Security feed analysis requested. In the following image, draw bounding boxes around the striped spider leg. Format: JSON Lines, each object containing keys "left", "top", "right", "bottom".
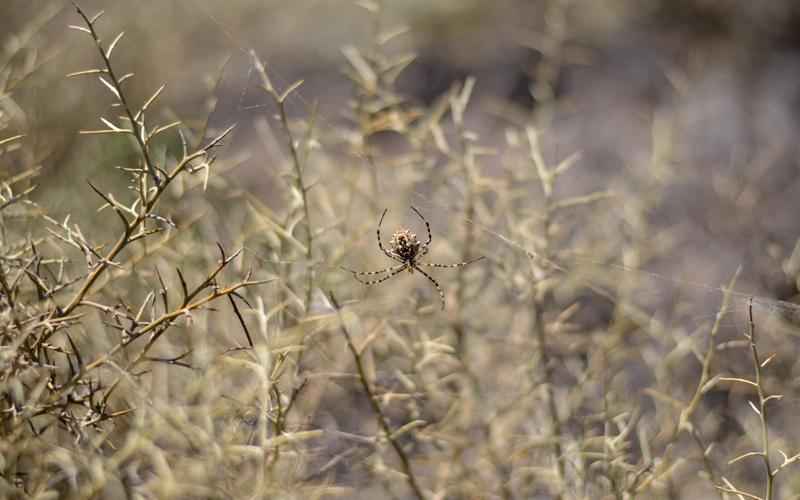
{"left": 415, "top": 256, "right": 486, "bottom": 308}
{"left": 346, "top": 263, "right": 408, "bottom": 285}
{"left": 422, "top": 256, "right": 486, "bottom": 270}
{"left": 376, "top": 209, "right": 404, "bottom": 263}
{"left": 343, "top": 207, "right": 484, "bottom": 310}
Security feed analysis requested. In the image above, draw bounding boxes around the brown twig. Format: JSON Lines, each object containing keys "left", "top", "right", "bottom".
{"left": 71, "top": 2, "right": 161, "bottom": 185}
{"left": 329, "top": 291, "right": 425, "bottom": 500}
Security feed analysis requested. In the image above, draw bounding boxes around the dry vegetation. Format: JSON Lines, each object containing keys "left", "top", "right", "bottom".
{"left": 3, "top": 1, "right": 800, "bottom": 499}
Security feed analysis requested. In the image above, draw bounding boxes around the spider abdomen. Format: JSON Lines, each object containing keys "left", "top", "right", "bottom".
{"left": 390, "top": 228, "right": 421, "bottom": 262}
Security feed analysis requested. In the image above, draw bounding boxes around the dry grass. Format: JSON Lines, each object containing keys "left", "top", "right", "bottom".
{"left": 2, "top": 1, "right": 800, "bottom": 499}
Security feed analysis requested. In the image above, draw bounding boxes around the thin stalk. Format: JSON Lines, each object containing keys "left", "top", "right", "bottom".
{"left": 251, "top": 53, "right": 314, "bottom": 309}
{"left": 530, "top": 192, "right": 565, "bottom": 498}
{"left": 72, "top": 2, "right": 161, "bottom": 185}
{"left": 330, "top": 292, "right": 425, "bottom": 500}
{"left": 746, "top": 298, "right": 774, "bottom": 500}
{"left": 277, "top": 98, "right": 313, "bottom": 309}
{"left": 454, "top": 116, "right": 476, "bottom": 358}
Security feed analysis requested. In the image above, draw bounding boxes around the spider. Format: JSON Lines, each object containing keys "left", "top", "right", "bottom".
{"left": 343, "top": 206, "right": 484, "bottom": 310}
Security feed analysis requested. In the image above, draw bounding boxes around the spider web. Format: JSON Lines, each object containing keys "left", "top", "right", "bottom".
{"left": 186, "top": 2, "right": 800, "bottom": 337}
{"left": 409, "top": 189, "right": 800, "bottom": 335}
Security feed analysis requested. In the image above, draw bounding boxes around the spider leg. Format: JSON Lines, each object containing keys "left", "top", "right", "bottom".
{"left": 419, "top": 244, "right": 430, "bottom": 258}
{"left": 341, "top": 263, "right": 406, "bottom": 277}
{"left": 376, "top": 208, "right": 401, "bottom": 262}
{"left": 410, "top": 206, "right": 432, "bottom": 246}
{"left": 423, "top": 255, "right": 486, "bottom": 269}
{"left": 411, "top": 264, "right": 446, "bottom": 310}
{"left": 346, "top": 264, "right": 408, "bottom": 285}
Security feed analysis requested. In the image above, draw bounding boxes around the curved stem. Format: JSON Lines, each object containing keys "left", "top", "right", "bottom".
{"left": 330, "top": 293, "right": 426, "bottom": 500}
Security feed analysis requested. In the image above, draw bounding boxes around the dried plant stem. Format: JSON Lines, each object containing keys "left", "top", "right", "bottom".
{"left": 677, "top": 268, "right": 741, "bottom": 433}
{"left": 745, "top": 298, "right": 775, "bottom": 500}
{"left": 72, "top": 2, "right": 161, "bottom": 185}
{"left": 447, "top": 80, "right": 510, "bottom": 497}
{"left": 354, "top": 91, "right": 381, "bottom": 198}
{"left": 57, "top": 3, "right": 236, "bottom": 321}
{"left": 689, "top": 428, "right": 723, "bottom": 500}
{"left": 669, "top": 270, "right": 740, "bottom": 498}
{"left": 56, "top": 139, "right": 229, "bottom": 319}
{"left": 630, "top": 271, "right": 741, "bottom": 497}
{"left": 330, "top": 292, "right": 425, "bottom": 500}
{"left": 48, "top": 248, "right": 267, "bottom": 400}
{"left": 712, "top": 296, "right": 800, "bottom": 499}
{"left": 529, "top": 160, "right": 565, "bottom": 497}
{"left": 531, "top": 268, "right": 566, "bottom": 497}
{"left": 452, "top": 78, "right": 477, "bottom": 358}
{"left": 251, "top": 52, "right": 314, "bottom": 309}
{"left": 279, "top": 97, "right": 313, "bottom": 273}
{"left": 249, "top": 53, "right": 315, "bottom": 433}
{"left": 456, "top": 364, "right": 514, "bottom": 499}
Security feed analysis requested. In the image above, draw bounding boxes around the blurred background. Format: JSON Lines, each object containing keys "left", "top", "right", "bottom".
{"left": 4, "top": 0, "right": 800, "bottom": 295}
{"left": 4, "top": 1, "right": 800, "bottom": 498}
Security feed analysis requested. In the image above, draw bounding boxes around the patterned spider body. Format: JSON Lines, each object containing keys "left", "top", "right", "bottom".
{"left": 343, "top": 207, "right": 484, "bottom": 310}
{"left": 389, "top": 229, "right": 422, "bottom": 272}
